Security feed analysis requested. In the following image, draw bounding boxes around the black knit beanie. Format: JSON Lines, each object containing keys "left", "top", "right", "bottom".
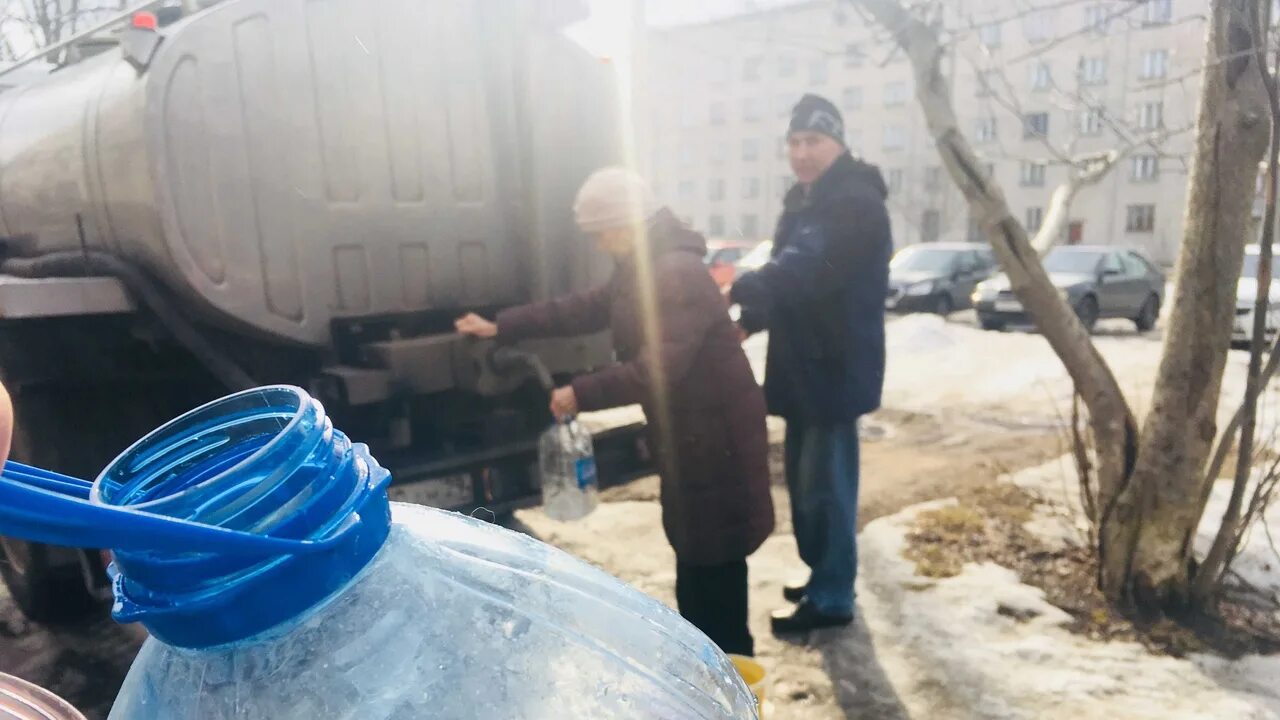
{"left": 788, "top": 93, "right": 845, "bottom": 146}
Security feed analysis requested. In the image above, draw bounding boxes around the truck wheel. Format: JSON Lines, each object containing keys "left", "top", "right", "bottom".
{"left": 0, "top": 538, "right": 97, "bottom": 623}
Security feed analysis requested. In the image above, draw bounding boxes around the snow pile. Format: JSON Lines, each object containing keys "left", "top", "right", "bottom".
{"left": 856, "top": 458, "right": 1280, "bottom": 720}
{"left": 1197, "top": 478, "right": 1280, "bottom": 605}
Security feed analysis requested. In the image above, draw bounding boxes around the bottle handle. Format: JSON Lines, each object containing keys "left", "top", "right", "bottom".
{"left": 0, "top": 461, "right": 374, "bottom": 557}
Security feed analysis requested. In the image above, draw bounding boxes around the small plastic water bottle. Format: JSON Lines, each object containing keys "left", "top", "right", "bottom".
{"left": 538, "top": 418, "right": 599, "bottom": 522}
{"left": 0, "top": 387, "right": 757, "bottom": 719}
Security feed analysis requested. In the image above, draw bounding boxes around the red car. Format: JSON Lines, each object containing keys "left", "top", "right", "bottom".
{"left": 705, "top": 240, "right": 761, "bottom": 291}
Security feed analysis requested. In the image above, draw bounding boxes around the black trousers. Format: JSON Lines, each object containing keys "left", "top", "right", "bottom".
{"left": 675, "top": 559, "right": 753, "bottom": 657}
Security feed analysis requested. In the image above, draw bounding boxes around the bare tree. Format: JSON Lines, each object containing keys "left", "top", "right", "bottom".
{"left": 850, "top": 0, "right": 1273, "bottom": 615}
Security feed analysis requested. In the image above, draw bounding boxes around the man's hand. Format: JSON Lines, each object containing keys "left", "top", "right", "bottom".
{"left": 549, "top": 386, "right": 579, "bottom": 420}
{"left": 454, "top": 313, "right": 498, "bottom": 339}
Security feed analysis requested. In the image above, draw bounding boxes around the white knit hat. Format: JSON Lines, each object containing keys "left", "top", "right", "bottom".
{"left": 572, "top": 166, "right": 659, "bottom": 233}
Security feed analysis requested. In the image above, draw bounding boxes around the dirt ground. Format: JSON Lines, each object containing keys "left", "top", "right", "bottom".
{"left": 519, "top": 408, "right": 1066, "bottom": 719}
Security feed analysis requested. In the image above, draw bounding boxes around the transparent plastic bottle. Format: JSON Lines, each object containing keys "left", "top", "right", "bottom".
{"left": 538, "top": 418, "right": 600, "bottom": 522}
{"left": 0, "top": 387, "right": 756, "bottom": 719}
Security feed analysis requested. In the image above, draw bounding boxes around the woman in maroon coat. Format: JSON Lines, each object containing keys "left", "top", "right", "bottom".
{"left": 456, "top": 167, "right": 773, "bottom": 656}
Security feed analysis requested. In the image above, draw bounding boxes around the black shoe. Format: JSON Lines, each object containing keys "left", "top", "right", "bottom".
{"left": 782, "top": 584, "right": 807, "bottom": 604}
{"left": 770, "top": 598, "right": 853, "bottom": 634}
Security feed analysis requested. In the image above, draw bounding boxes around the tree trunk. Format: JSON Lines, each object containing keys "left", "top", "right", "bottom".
{"left": 851, "top": 0, "right": 1139, "bottom": 518}
{"left": 1100, "top": 0, "right": 1271, "bottom": 611}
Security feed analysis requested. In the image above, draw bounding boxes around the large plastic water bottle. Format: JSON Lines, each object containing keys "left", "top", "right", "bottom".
{"left": 0, "top": 386, "right": 757, "bottom": 719}
{"left": 538, "top": 418, "right": 599, "bottom": 521}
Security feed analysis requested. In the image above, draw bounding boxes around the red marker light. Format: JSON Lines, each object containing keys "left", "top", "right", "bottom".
{"left": 132, "top": 11, "right": 158, "bottom": 31}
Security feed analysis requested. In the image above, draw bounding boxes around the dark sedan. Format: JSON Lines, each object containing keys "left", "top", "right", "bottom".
{"left": 885, "top": 243, "right": 997, "bottom": 315}
{"left": 972, "top": 245, "right": 1165, "bottom": 333}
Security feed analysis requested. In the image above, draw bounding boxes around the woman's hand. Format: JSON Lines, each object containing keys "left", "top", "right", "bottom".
{"left": 549, "top": 386, "right": 579, "bottom": 420}
{"left": 454, "top": 313, "right": 498, "bottom": 339}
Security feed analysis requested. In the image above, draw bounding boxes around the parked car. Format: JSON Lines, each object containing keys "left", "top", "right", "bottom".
{"left": 1233, "top": 245, "right": 1280, "bottom": 346}
{"left": 972, "top": 245, "right": 1165, "bottom": 333}
{"left": 734, "top": 240, "right": 773, "bottom": 274}
{"left": 885, "top": 243, "right": 997, "bottom": 315}
{"left": 704, "top": 240, "right": 759, "bottom": 290}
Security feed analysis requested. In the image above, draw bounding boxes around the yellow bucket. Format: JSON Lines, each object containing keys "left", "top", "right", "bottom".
{"left": 728, "top": 655, "right": 767, "bottom": 718}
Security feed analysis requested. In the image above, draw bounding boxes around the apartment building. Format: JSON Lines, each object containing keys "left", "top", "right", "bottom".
{"left": 640, "top": 0, "right": 1208, "bottom": 264}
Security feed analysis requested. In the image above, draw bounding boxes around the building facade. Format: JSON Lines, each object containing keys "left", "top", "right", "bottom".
{"left": 640, "top": 0, "right": 1209, "bottom": 264}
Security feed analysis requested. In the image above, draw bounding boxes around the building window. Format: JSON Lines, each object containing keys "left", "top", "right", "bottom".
{"left": 1143, "top": 0, "right": 1172, "bottom": 25}
{"left": 1030, "top": 62, "right": 1052, "bottom": 91}
{"left": 1079, "top": 56, "right": 1107, "bottom": 85}
{"left": 884, "top": 81, "right": 907, "bottom": 106}
{"left": 708, "top": 178, "right": 726, "bottom": 202}
{"left": 740, "top": 214, "right": 759, "bottom": 238}
{"left": 887, "top": 168, "right": 904, "bottom": 193}
{"left": 709, "top": 102, "right": 726, "bottom": 126}
{"left": 742, "top": 97, "right": 761, "bottom": 123}
{"left": 925, "top": 166, "right": 942, "bottom": 191}
{"left": 1020, "top": 161, "right": 1047, "bottom": 187}
{"left": 743, "top": 56, "right": 763, "bottom": 82}
{"left": 921, "top": 210, "right": 941, "bottom": 243}
{"left": 1140, "top": 49, "right": 1169, "bottom": 80}
{"left": 708, "top": 215, "right": 725, "bottom": 236}
{"left": 844, "top": 43, "right": 865, "bottom": 67}
{"left": 975, "top": 117, "right": 998, "bottom": 143}
{"left": 679, "top": 104, "right": 698, "bottom": 129}
{"left": 883, "top": 125, "right": 906, "bottom": 151}
{"left": 1026, "top": 207, "right": 1045, "bottom": 233}
{"left": 742, "top": 177, "right": 761, "bottom": 199}
{"left": 968, "top": 217, "right": 985, "bottom": 243}
{"left": 1079, "top": 107, "right": 1105, "bottom": 135}
{"left": 710, "top": 142, "right": 728, "bottom": 166}
{"left": 1126, "top": 204, "right": 1156, "bottom": 232}
{"left": 678, "top": 180, "right": 695, "bottom": 200}
{"left": 1023, "top": 11, "right": 1054, "bottom": 42}
{"left": 842, "top": 86, "right": 864, "bottom": 110}
{"left": 979, "top": 23, "right": 1002, "bottom": 49}
{"left": 809, "top": 57, "right": 828, "bottom": 85}
{"left": 778, "top": 54, "right": 797, "bottom": 78}
{"left": 1131, "top": 155, "right": 1159, "bottom": 181}
{"left": 1023, "top": 112, "right": 1050, "bottom": 138}
{"left": 1085, "top": 4, "right": 1109, "bottom": 33}
{"left": 741, "top": 139, "right": 759, "bottom": 162}
{"left": 678, "top": 143, "right": 694, "bottom": 167}
{"left": 1138, "top": 101, "right": 1164, "bottom": 129}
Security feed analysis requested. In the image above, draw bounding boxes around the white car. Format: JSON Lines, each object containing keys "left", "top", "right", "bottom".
{"left": 1233, "top": 245, "right": 1280, "bottom": 345}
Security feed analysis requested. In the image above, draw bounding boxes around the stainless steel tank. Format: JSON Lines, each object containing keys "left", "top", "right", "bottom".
{"left": 0, "top": 0, "right": 618, "bottom": 346}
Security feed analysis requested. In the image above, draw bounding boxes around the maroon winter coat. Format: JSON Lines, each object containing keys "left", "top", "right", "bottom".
{"left": 497, "top": 210, "right": 775, "bottom": 565}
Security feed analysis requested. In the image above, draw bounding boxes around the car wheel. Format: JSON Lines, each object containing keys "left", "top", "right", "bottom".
{"left": 1075, "top": 295, "right": 1100, "bottom": 333}
{"left": 933, "top": 294, "right": 954, "bottom": 317}
{"left": 1134, "top": 294, "right": 1160, "bottom": 332}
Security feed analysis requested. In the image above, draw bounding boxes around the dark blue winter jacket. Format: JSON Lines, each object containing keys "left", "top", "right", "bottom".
{"left": 730, "top": 153, "right": 892, "bottom": 424}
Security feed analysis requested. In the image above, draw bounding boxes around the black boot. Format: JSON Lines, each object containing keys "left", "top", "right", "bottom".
{"left": 782, "top": 584, "right": 806, "bottom": 603}
{"left": 770, "top": 598, "right": 853, "bottom": 634}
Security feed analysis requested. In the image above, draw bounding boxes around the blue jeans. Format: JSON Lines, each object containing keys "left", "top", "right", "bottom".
{"left": 784, "top": 420, "right": 859, "bottom": 616}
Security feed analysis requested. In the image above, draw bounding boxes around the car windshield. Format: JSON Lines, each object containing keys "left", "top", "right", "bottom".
{"left": 891, "top": 248, "right": 959, "bottom": 273}
{"left": 1242, "top": 253, "right": 1279, "bottom": 278}
{"left": 1043, "top": 250, "right": 1106, "bottom": 274}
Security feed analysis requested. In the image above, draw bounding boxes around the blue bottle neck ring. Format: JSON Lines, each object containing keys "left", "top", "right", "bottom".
{"left": 92, "top": 386, "right": 391, "bottom": 649}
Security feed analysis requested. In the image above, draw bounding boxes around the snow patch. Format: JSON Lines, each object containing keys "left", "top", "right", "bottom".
{"left": 856, "top": 460, "right": 1280, "bottom": 720}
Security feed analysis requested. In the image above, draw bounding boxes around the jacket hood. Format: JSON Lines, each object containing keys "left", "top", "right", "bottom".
{"left": 646, "top": 207, "right": 708, "bottom": 258}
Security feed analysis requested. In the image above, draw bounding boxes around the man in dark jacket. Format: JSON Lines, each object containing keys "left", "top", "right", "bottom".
{"left": 731, "top": 94, "right": 892, "bottom": 633}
